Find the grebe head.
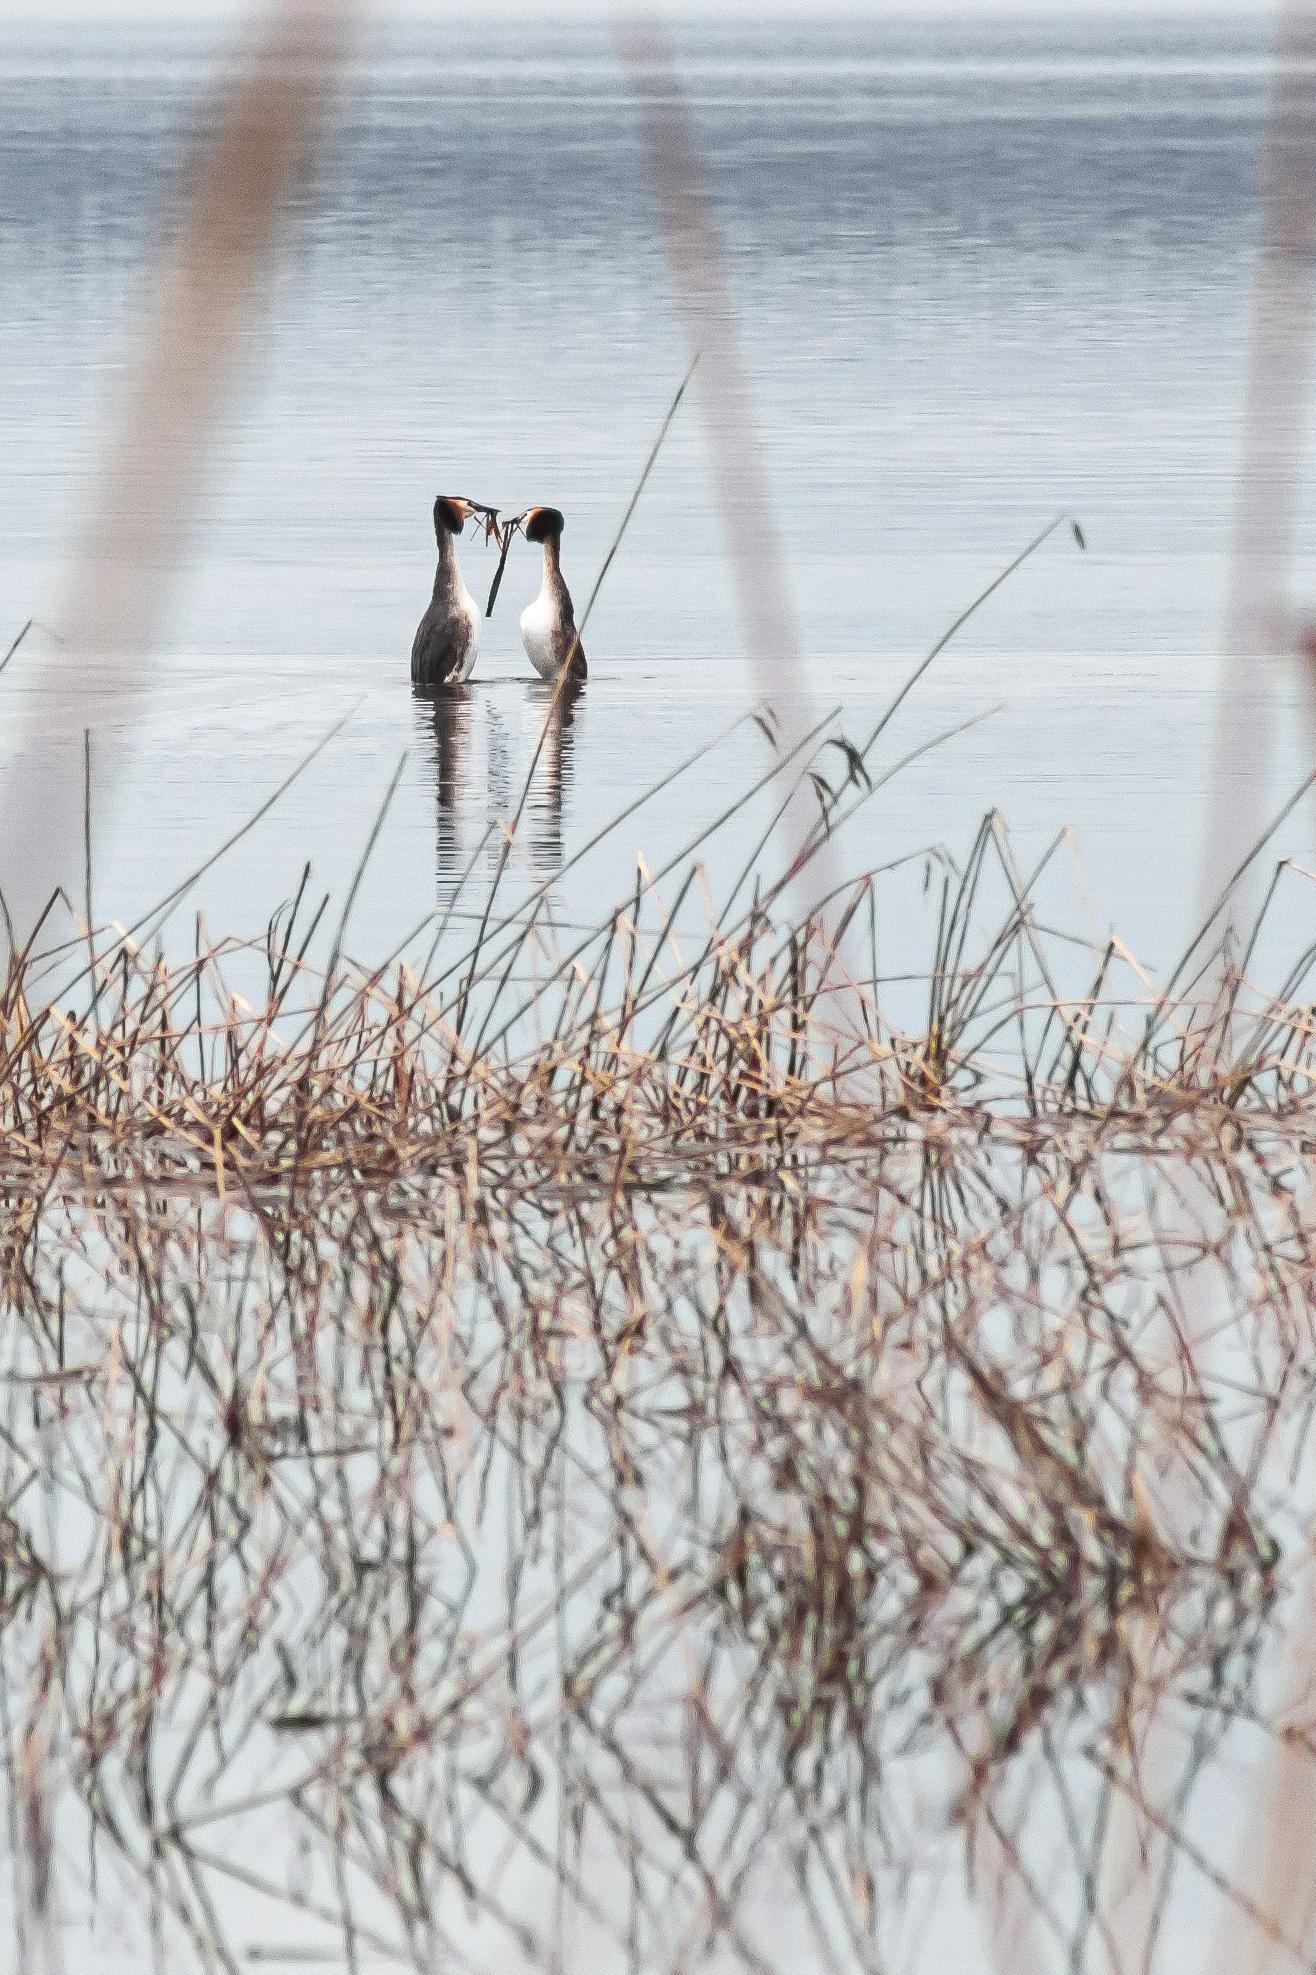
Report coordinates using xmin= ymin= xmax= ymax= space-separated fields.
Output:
xmin=433 ymin=495 xmax=471 ymax=539
xmin=522 ymin=506 xmax=566 ymax=545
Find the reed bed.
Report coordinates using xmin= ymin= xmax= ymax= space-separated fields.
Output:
xmin=0 ymin=773 xmax=1313 ymax=1972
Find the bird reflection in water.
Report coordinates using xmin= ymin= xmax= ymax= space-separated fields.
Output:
xmin=526 ymin=678 xmax=581 ymax=875
xmin=414 ymin=685 xmax=472 ymax=904
xmin=414 ymin=678 xmax=584 ymax=902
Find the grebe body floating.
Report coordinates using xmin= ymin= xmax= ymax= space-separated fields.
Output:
xmin=519 ymin=507 xmax=586 ymax=684
xmin=411 ymin=496 xmax=480 ymax=689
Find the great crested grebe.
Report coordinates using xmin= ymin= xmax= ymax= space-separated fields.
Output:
xmin=518 ymin=506 xmax=587 ymax=684
xmin=411 ymin=496 xmax=480 ymax=689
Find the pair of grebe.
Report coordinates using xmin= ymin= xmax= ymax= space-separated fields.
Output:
xmin=411 ymin=497 xmax=586 ymax=691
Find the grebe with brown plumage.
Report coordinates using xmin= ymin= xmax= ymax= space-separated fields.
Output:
xmin=518 ymin=506 xmax=586 ymax=684
xmin=411 ymin=496 xmax=481 ymax=689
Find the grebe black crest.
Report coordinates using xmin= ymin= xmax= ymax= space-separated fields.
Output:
xmin=433 ymin=495 xmax=470 ymax=538
xmin=522 ymin=506 xmax=566 ymax=545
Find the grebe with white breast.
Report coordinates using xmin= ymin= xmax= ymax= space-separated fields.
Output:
xmin=518 ymin=506 xmax=587 ymax=684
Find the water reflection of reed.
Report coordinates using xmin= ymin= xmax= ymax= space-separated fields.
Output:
xmin=0 ymin=836 xmax=1305 ymax=1972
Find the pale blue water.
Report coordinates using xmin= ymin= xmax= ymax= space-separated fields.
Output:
xmin=0 ymin=12 xmax=1310 ymax=975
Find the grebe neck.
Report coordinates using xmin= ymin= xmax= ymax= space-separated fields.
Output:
xmin=433 ymin=528 xmax=461 ymax=594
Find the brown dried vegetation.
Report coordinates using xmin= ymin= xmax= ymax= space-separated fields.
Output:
xmin=0 ymin=790 xmax=1311 ymax=1970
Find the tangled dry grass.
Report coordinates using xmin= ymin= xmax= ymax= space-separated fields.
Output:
xmin=0 ymin=781 xmax=1314 ymax=1972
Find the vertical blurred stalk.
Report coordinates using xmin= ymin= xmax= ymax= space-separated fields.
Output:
xmin=615 ymin=17 xmax=848 ymax=934
xmin=1202 ymin=0 xmax=1316 ymax=921
xmin=614 ymin=18 xmax=806 ymax=702
xmin=1200 ymin=18 xmax=1316 ymax=1901
xmin=1189 ymin=23 xmax=1316 ymax=1974
xmin=1199 ymin=1558 xmax=1316 ymax=1975
xmin=0 ymin=0 xmax=361 ymax=944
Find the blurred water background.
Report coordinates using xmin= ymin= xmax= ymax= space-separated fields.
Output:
xmin=0 ymin=9 xmax=1309 ymax=973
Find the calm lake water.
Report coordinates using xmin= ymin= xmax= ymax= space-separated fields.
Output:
xmin=1 ymin=11 xmax=1313 ymax=976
